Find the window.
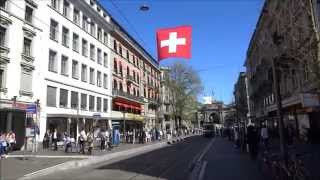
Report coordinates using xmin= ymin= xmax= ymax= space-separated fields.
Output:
xmin=61 ymin=55 xmax=68 ymax=76
xmin=71 ymin=91 xmax=78 ymax=109
xmin=82 ymin=16 xmax=88 ymax=32
xmin=72 ymin=33 xmax=79 ymax=52
xmin=113 ymin=79 xmax=117 ymax=89
xmin=0 ymin=26 xmax=5 ymax=46
xmin=90 ymin=44 xmax=95 ymax=60
xmin=72 ymin=60 xmax=79 ymax=79
xmin=127 ymin=84 xmax=130 ymax=94
xmin=81 ymin=64 xmax=87 ymax=82
xmin=127 ymin=66 xmax=130 ymax=77
xmin=63 ymin=0 xmax=69 ymax=18
xmin=119 ymin=46 xmax=122 ymax=56
xmin=48 ymin=50 xmax=57 ymax=72
xmin=113 ymin=59 xmax=117 ymax=73
xmin=47 ymin=86 xmax=57 ymax=107
xmin=81 ymin=93 xmax=87 ymax=110
xmin=0 ymin=69 xmax=4 ymax=89
xmin=90 ymin=0 xmax=94 ymax=6
xmin=90 ymin=22 xmax=96 ymax=37
xmin=97 ymin=71 xmax=101 ymax=87
xmin=82 ymin=39 xmax=88 ymax=57
xmin=103 ymin=98 xmax=108 ymax=112
xmin=0 ymin=0 xmax=7 ymax=9
xmin=50 ymin=19 xmax=59 ymax=41
xmin=97 ymin=28 xmax=102 ymax=41
xmin=97 ymin=48 xmax=102 ymax=64
xmin=89 ymin=68 xmax=95 ymax=84
xmin=62 ymin=27 xmax=69 ymax=47
xmin=20 ymin=69 xmax=33 ymax=94
xmin=113 ymin=40 xmax=117 ymax=50
xmin=51 ymin=0 xmax=60 ymax=10
xmin=25 ymin=6 xmax=33 ymax=23
xmin=59 ymin=89 xmax=68 ymax=108
xmin=119 ymin=64 xmax=123 ymax=76
xmin=23 ymin=38 xmax=32 ymax=56
xmin=96 ymin=97 xmax=101 ymax=112
xmin=126 ymin=50 xmax=129 ymax=59
xmin=103 ymin=74 xmax=108 ymax=89
xmin=119 ymin=82 xmax=123 ymax=91
xmin=73 ymin=8 xmax=80 ymax=25
xmin=103 ymin=33 xmax=108 ymax=45
xmin=89 ymin=95 xmax=95 ymax=111
xmin=103 ymin=53 xmax=108 ymax=67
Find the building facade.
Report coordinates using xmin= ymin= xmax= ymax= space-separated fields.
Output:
xmin=0 ymin=0 xmax=163 ymax=148
xmin=0 ymin=0 xmax=45 ymax=148
xmin=110 ymin=16 xmax=160 ymax=133
xmin=234 ymin=72 xmax=249 ymax=125
xmin=245 ymin=0 xmax=320 ymax=142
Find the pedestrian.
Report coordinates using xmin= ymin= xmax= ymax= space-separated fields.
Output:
xmin=64 ymin=133 xmax=72 ymax=153
xmin=43 ymin=130 xmax=50 ymax=149
xmin=247 ymin=124 xmax=259 ymax=160
xmin=0 ymin=133 xmax=7 ymax=159
xmin=79 ymin=129 xmax=86 ymax=154
xmin=52 ymin=129 xmax=58 ymax=151
xmin=234 ymin=128 xmax=240 ymax=149
xmin=87 ymin=132 xmax=94 ymax=155
xmin=106 ymin=130 xmax=112 ymax=150
xmin=260 ymin=125 xmax=269 ymax=152
xmin=7 ymin=131 xmax=16 ymax=152
xmin=99 ymin=129 xmax=106 ymax=151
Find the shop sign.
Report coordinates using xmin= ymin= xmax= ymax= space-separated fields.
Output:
xmin=301 ymin=93 xmax=319 ymax=108
xmin=93 ymin=113 xmax=101 ymax=118
xmin=13 ymin=102 xmax=28 ymax=110
xmin=26 ymin=104 xmax=37 ymax=114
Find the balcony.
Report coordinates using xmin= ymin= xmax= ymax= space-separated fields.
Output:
xmin=113 ymin=89 xmax=144 ymax=103
xmin=127 ymin=75 xmax=139 ymax=86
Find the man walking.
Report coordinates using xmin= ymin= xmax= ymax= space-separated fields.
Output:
xmin=260 ymin=124 xmax=269 ymax=151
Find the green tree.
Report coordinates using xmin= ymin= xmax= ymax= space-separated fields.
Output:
xmin=164 ymin=62 xmax=203 ymax=129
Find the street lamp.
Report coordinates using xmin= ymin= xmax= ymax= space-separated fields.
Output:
xmin=139 ymin=4 xmax=150 ymax=11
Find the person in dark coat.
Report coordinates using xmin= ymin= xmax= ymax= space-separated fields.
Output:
xmin=247 ymin=124 xmax=259 ymax=160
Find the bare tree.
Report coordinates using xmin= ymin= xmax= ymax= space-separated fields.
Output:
xmin=164 ymin=62 xmax=203 ymax=129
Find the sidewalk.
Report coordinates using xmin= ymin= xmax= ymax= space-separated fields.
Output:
xmin=0 ymin=135 xmax=192 ymax=180
xmin=202 ymin=137 xmax=266 ymax=180
xmin=266 ymin=138 xmax=320 ymax=180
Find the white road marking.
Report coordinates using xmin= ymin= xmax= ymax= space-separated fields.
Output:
xmin=198 ymin=161 xmax=207 ymax=180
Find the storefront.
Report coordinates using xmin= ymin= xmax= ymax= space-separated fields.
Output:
xmin=0 ymin=101 xmax=35 ymax=149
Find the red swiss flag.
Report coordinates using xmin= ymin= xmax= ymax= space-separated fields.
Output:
xmin=156 ymin=25 xmax=192 ymax=62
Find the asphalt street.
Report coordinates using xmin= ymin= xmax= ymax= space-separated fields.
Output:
xmin=27 ymin=136 xmax=265 ymax=180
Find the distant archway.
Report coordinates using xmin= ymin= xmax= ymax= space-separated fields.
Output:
xmin=209 ymin=113 xmax=220 ymax=124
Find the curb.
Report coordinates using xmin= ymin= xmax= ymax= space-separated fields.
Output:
xmin=20 ymin=135 xmax=196 ymax=180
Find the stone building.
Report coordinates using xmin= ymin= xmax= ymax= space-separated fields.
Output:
xmin=233 ymin=72 xmax=250 ymax=125
xmin=245 ymin=0 xmax=320 ymax=141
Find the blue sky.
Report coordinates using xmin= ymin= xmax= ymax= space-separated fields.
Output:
xmin=100 ymin=0 xmax=264 ymax=104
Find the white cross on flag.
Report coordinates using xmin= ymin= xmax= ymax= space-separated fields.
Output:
xmin=156 ymin=26 xmax=192 ymax=62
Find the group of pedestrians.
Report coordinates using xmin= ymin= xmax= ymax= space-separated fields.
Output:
xmin=0 ymin=131 xmax=16 ymax=159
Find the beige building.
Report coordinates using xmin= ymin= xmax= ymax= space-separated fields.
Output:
xmin=245 ymin=0 xmax=320 ymax=142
